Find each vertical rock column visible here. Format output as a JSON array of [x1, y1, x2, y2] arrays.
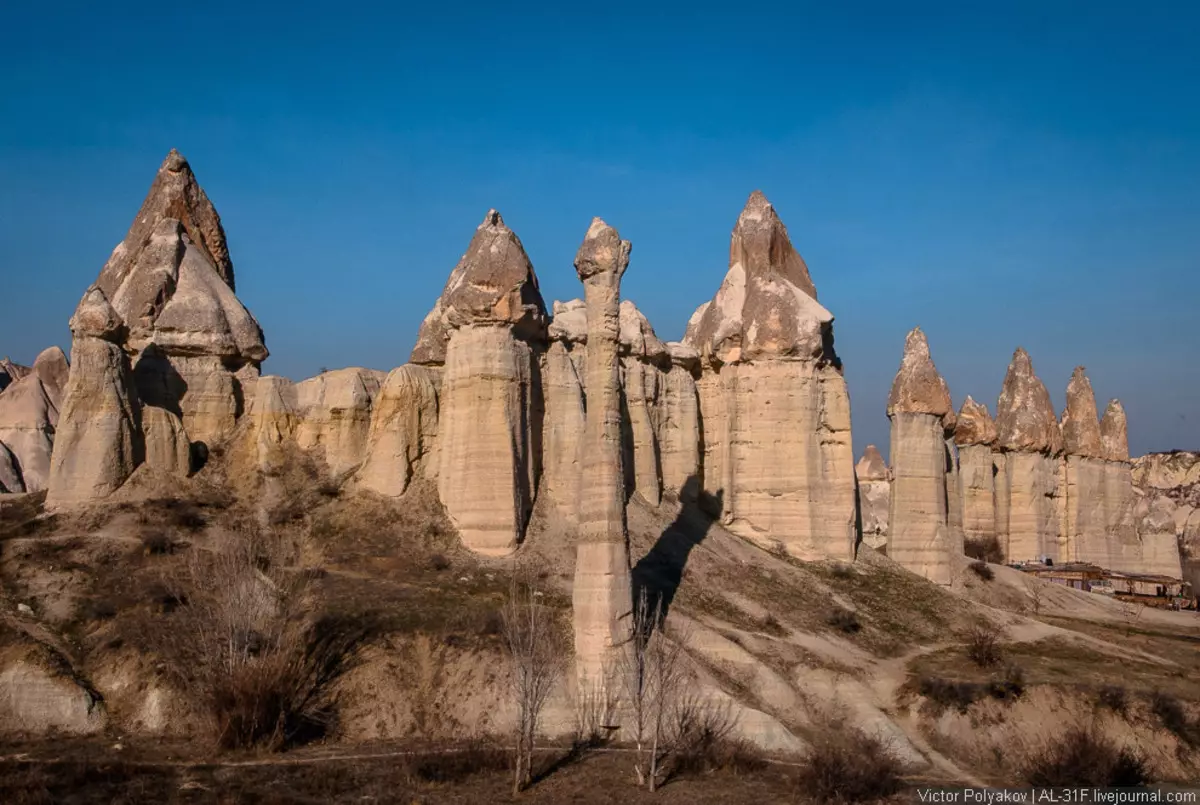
[[658, 342, 701, 500], [46, 289, 144, 507], [954, 396, 1000, 556], [885, 328, 955, 584], [854, 445, 891, 550], [1059, 367, 1108, 565], [994, 348, 1063, 563], [572, 219, 633, 690]]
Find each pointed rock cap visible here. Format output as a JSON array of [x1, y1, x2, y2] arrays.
[[995, 347, 1063, 455], [574, 217, 631, 282], [855, 445, 889, 481], [954, 396, 998, 447], [618, 300, 667, 361], [1100, 399, 1129, 461], [548, 299, 588, 344], [886, 328, 953, 424], [97, 149, 234, 294], [1061, 366, 1103, 458], [683, 191, 836, 366], [411, 209, 548, 364], [69, 287, 125, 342], [31, 346, 69, 416]]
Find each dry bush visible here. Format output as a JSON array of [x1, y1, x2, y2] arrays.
[[965, 536, 1005, 564], [826, 607, 861, 634], [1021, 725, 1153, 786], [1150, 690, 1200, 748], [759, 612, 786, 636], [915, 665, 1025, 715], [965, 623, 1005, 667], [668, 695, 762, 779], [403, 741, 510, 783], [968, 560, 995, 582], [159, 531, 365, 750], [796, 714, 905, 803], [1096, 685, 1128, 715], [829, 563, 856, 580]]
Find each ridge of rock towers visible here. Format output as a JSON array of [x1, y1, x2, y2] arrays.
[[7, 151, 1181, 598]]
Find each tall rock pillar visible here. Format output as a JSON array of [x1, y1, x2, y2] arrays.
[[1059, 367, 1108, 565], [885, 328, 955, 584], [572, 219, 633, 690], [46, 289, 144, 507], [954, 396, 999, 557], [995, 349, 1063, 563]]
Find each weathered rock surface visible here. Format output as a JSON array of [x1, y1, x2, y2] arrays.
[[954, 395, 998, 449], [93, 152, 266, 446], [1132, 495, 1184, 579], [994, 349, 1061, 562], [1132, 451, 1199, 587], [0, 358, 30, 394], [855, 445, 890, 550], [140, 405, 191, 475], [683, 192, 855, 560], [426, 211, 547, 555], [239, 375, 298, 472], [1058, 368, 1108, 565], [1061, 368, 1103, 459], [293, 368, 386, 477], [952, 397, 998, 553], [659, 342, 701, 500], [357, 365, 439, 497], [0, 350, 67, 493], [886, 329, 953, 583], [46, 289, 143, 507], [0, 650, 106, 736], [572, 218, 633, 690], [618, 301, 667, 505], [0, 441, 22, 493]]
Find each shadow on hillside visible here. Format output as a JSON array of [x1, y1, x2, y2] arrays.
[[630, 475, 722, 626]]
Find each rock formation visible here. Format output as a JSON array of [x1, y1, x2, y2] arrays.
[[356, 365, 440, 497], [0, 347, 69, 493], [1058, 368, 1110, 566], [1133, 451, 1200, 589], [0, 358, 29, 394], [571, 218, 633, 691], [659, 342, 701, 500], [542, 300, 588, 520], [0, 442, 22, 493], [46, 289, 143, 507], [93, 151, 266, 447], [953, 396, 998, 555], [618, 301, 668, 505], [293, 368, 386, 477], [994, 348, 1062, 563], [1099, 400, 1166, 575], [886, 328, 955, 583], [683, 191, 855, 560], [418, 210, 547, 555], [854, 445, 890, 550], [239, 375, 299, 473]]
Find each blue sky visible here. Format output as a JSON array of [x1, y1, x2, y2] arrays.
[[2, 1, 1197, 457]]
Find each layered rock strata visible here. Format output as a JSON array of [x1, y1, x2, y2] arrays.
[[1133, 451, 1199, 588], [994, 349, 1062, 563], [683, 191, 855, 560], [293, 368, 386, 477], [356, 365, 440, 497], [1058, 368, 1110, 566], [571, 218, 634, 690], [953, 396, 999, 555], [46, 289, 143, 507], [94, 151, 267, 447], [418, 210, 547, 555], [854, 445, 890, 550], [886, 328, 955, 584]]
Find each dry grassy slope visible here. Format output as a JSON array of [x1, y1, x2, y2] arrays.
[[1, 462, 1198, 782]]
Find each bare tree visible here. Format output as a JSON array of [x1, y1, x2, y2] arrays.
[[620, 586, 691, 791], [575, 660, 621, 749], [502, 569, 565, 794]]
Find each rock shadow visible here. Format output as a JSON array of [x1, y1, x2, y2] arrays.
[[630, 475, 722, 626]]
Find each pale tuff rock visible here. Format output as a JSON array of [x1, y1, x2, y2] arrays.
[[293, 368, 386, 476], [958, 444, 997, 549], [1132, 496, 1184, 579], [0, 656, 106, 736], [1060, 368, 1103, 459], [46, 289, 143, 507], [1100, 400, 1129, 462], [994, 349, 1062, 562], [954, 396, 997, 447], [0, 442, 22, 493], [357, 365, 439, 497], [855, 446, 890, 550], [618, 301, 669, 505], [572, 217, 633, 690], [684, 192, 833, 365], [140, 405, 191, 475], [90, 152, 266, 446], [1132, 452, 1200, 588], [0, 358, 30, 394], [541, 338, 586, 518], [683, 192, 855, 560], [617, 300, 667, 361], [547, 299, 588, 344], [659, 345, 701, 500], [411, 210, 548, 365], [429, 211, 547, 556], [887, 329, 954, 583], [995, 348, 1062, 456], [97, 148, 234, 290], [240, 375, 298, 471], [0, 348, 69, 492]]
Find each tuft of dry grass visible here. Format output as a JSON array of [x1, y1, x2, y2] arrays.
[[968, 560, 995, 582], [1021, 725, 1153, 786], [965, 623, 1005, 668], [796, 715, 905, 803]]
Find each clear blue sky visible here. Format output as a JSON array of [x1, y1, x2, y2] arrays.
[[2, 1, 1197, 457]]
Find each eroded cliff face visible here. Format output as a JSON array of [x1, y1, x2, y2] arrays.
[[1133, 451, 1199, 588], [0, 347, 69, 493], [683, 191, 855, 561]]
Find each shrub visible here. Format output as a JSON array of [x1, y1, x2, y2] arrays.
[[796, 719, 905, 802], [827, 608, 861, 634], [968, 561, 995, 582], [140, 531, 178, 556], [965, 623, 1004, 668], [1022, 726, 1152, 786], [1150, 691, 1200, 748], [429, 553, 451, 572], [916, 665, 1024, 715], [965, 536, 1005, 565], [829, 563, 855, 580], [1096, 685, 1128, 715], [760, 612, 786, 636]]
